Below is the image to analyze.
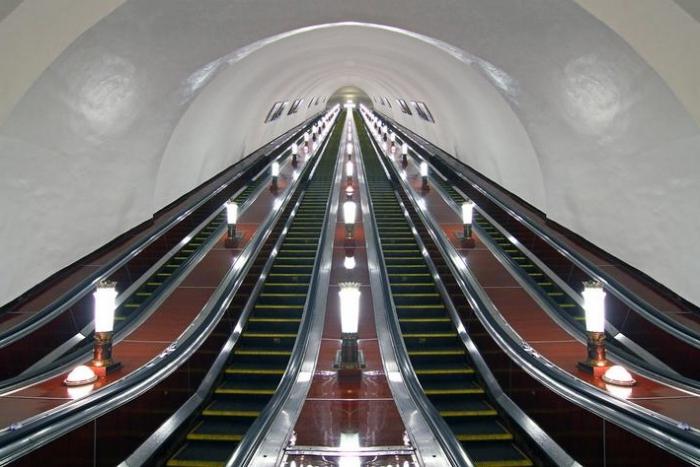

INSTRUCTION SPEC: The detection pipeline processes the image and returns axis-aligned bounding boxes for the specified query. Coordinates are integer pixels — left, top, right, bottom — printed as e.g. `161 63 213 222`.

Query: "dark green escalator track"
166 119 342 467
359 118 533 467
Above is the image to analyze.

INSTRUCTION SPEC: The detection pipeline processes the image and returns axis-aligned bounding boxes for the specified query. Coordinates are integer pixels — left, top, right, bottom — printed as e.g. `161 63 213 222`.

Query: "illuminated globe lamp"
343 200 357 240
603 365 637 388
92 280 121 376
460 200 476 248
420 161 429 190
225 200 239 247
390 132 396 153
334 283 365 381
346 142 353 159
401 142 409 165
577 280 609 376
64 364 97 388
303 132 310 152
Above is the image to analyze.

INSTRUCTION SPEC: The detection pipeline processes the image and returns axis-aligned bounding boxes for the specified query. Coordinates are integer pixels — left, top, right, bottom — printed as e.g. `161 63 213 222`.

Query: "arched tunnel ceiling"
0 0 699 308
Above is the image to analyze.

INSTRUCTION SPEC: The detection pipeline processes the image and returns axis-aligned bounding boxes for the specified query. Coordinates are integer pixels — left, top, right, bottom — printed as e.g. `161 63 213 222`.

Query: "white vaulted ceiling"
0 0 698 306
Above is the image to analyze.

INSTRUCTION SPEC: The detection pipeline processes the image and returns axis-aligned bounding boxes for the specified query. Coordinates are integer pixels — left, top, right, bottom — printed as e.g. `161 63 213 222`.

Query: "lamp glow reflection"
338 431 361 467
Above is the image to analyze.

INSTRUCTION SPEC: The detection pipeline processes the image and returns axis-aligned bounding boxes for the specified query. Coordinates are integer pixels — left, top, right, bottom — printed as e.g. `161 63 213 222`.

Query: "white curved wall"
0 0 699 307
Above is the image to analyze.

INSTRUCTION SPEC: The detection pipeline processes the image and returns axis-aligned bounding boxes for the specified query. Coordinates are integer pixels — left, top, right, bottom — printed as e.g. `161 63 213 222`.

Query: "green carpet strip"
357 114 532 467
166 117 343 467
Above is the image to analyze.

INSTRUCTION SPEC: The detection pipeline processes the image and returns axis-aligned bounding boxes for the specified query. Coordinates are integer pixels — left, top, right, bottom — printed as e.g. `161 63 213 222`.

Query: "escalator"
358 117 534 467
108 153 278 333
0 158 277 388
0 146 290 387
165 119 342 467
429 167 700 384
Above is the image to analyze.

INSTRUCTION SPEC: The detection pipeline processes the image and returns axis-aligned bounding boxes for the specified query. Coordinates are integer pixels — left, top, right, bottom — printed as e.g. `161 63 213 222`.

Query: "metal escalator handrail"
357 115 471 467
367 118 700 464
376 112 700 350
227 111 342 467
0 118 327 466
0 112 324 350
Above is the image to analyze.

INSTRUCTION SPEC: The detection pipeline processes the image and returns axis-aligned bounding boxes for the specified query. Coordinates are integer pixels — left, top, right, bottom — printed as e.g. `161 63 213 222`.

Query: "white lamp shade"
346 161 354 177
390 133 396 142
291 143 298 155
304 133 310 142
582 282 606 332
402 143 408 155
271 161 280 177
382 142 387 151
339 284 361 334
346 142 353 155
94 281 117 332
461 201 474 225
226 201 238 224
343 201 357 225
347 132 352 141
420 162 429 177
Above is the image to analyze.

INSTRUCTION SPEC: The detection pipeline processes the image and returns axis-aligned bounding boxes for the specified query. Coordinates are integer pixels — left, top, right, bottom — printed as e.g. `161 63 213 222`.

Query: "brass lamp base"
334 335 365 382
578 331 609 376
92 331 122 377
456 226 475 248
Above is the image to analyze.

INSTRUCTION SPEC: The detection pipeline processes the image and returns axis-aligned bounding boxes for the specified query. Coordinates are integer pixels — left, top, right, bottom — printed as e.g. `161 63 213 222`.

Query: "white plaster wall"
575 0 700 127
0 0 698 307
0 0 127 125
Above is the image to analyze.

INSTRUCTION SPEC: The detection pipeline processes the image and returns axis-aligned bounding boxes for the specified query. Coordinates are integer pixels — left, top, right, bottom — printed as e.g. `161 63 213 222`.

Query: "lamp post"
346 142 353 159
291 142 298 164
271 161 280 189
401 142 409 165
343 200 357 239
92 280 121 375
578 280 609 375
461 200 475 247
346 160 354 183
420 161 429 189
226 200 238 245
335 282 364 380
